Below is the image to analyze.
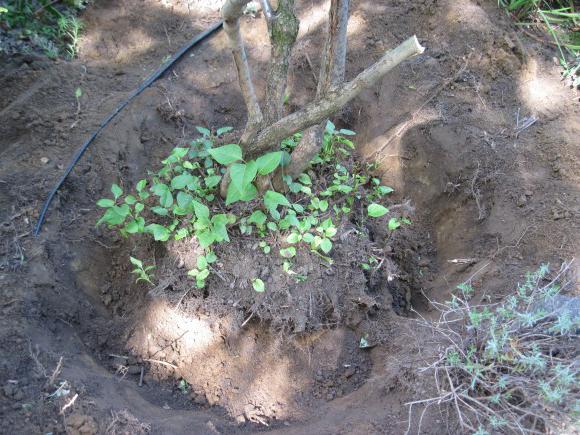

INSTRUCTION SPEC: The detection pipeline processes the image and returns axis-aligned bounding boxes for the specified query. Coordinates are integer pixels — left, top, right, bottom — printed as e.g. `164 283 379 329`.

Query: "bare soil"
1 0 578 434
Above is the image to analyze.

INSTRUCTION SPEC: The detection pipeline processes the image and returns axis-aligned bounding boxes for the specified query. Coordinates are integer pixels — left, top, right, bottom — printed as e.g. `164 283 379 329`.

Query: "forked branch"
248 35 426 158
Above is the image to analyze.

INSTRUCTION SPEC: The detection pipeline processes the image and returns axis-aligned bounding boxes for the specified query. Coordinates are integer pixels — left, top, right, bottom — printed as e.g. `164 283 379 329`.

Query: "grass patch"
410 261 578 434
498 0 580 86
0 0 87 58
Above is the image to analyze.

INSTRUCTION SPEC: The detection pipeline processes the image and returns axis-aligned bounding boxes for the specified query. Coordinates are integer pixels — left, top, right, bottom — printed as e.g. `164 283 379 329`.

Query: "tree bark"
247 35 425 159
222 0 263 144
263 0 299 125
272 0 349 189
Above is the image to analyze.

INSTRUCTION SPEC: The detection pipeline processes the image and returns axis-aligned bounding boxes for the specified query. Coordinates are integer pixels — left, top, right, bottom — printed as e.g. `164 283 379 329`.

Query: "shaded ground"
0 0 578 433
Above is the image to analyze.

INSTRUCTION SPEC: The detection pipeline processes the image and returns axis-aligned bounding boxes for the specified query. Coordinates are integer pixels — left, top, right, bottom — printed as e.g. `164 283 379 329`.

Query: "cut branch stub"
222 0 263 144
248 35 426 159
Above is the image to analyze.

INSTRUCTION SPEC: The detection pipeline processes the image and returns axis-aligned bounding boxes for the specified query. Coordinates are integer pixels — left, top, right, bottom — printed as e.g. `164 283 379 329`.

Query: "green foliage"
97 125 396 292
498 0 579 86
178 378 189 394
421 263 579 433
129 256 154 285
252 278 265 293
0 0 87 58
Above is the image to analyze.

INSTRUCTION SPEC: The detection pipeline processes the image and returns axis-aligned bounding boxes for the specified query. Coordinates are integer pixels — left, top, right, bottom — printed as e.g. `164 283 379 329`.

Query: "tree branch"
317 0 349 95
263 0 299 125
222 0 263 143
259 0 274 21
248 35 425 158
274 0 349 188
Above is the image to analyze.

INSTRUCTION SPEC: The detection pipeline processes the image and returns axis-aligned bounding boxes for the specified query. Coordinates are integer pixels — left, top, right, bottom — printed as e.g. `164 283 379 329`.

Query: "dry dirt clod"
516 194 527 207
65 414 98 435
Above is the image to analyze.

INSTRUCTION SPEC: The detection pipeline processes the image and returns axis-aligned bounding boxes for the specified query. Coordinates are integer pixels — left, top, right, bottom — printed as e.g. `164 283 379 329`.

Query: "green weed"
410 261 579 433
498 0 580 86
0 0 86 58
96 125 398 292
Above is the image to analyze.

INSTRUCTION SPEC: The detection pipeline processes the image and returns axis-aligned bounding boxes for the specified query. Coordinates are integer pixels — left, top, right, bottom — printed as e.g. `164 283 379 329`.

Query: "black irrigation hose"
34 20 224 236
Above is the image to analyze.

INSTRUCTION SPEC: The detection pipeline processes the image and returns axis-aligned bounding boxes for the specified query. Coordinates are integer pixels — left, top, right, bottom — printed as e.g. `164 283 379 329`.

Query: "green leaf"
206 252 218 263
319 238 332 254
388 218 401 231
192 200 210 221
151 206 168 216
176 191 194 209
171 173 195 190
196 126 211 136
198 268 210 280
298 173 312 185
197 256 208 270
75 87 82 99
208 144 242 165
264 190 291 214
196 230 215 248
225 183 242 205
159 190 173 208
129 256 143 268
248 210 267 226
319 200 329 212
124 195 137 205
368 203 389 218
293 203 304 213
302 233 314 243
97 198 114 208
252 278 265 293
230 162 257 193
338 128 356 136
225 182 257 205
280 247 296 258
134 203 145 214
205 175 222 189
211 214 230 242
125 218 144 234
111 183 123 200
255 151 283 175
97 207 126 227
325 120 336 134
136 179 147 192
172 147 189 159
377 186 394 195
174 228 189 240
216 126 233 136
287 233 301 244
146 224 171 241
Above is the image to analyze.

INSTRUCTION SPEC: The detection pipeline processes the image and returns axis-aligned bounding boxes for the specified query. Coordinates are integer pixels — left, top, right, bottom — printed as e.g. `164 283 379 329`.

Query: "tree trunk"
263 0 299 125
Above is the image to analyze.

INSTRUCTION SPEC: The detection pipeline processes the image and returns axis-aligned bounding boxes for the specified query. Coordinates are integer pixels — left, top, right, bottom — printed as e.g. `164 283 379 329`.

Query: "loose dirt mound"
0 0 578 434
